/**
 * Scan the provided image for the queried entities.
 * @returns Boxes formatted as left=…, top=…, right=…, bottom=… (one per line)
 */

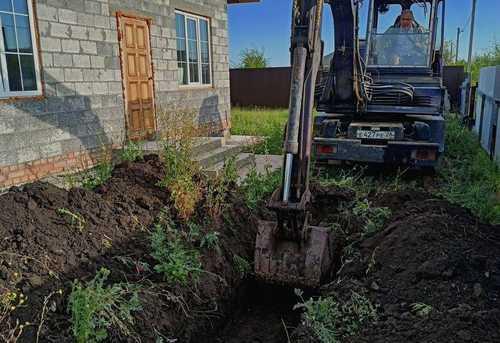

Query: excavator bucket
left=254, top=221, right=334, bottom=288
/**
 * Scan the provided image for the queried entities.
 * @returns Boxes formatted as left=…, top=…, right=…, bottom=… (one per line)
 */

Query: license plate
left=356, top=129, right=395, bottom=140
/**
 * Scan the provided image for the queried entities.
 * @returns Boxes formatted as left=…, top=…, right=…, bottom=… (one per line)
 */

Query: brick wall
left=0, top=0, right=231, bottom=188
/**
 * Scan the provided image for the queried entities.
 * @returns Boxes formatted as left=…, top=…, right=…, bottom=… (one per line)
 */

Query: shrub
left=205, top=156, right=238, bottom=219
left=160, top=144, right=201, bottom=220
left=150, top=223, right=202, bottom=285
left=68, top=268, right=141, bottom=343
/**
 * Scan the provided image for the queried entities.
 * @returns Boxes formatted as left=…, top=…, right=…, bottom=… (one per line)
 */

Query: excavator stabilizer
left=255, top=221, right=334, bottom=288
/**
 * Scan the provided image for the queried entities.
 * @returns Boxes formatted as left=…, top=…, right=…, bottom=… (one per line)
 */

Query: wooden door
left=118, top=14, right=156, bottom=141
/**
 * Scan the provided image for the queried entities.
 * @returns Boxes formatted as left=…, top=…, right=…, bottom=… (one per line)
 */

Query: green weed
left=410, top=303, right=433, bottom=317
left=57, top=208, right=86, bottom=232
left=160, top=144, right=201, bottom=220
left=233, top=254, right=251, bottom=278
left=352, top=200, right=392, bottom=235
left=68, top=268, right=141, bottom=343
left=294, top=289, right=377, bottom=343
left=120, top=141, right=143, bottom=162
left=81, top=162, right=113, bottom=190
left=200, top=232, right=221, bottom=254
left=150, top=223, right=202, bottom=285
left=205, top=156, right=238, bottom=219
left=240, top=167, right=281, bottom=209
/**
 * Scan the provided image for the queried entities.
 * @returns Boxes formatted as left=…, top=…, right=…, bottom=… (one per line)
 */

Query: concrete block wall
left=0, top=0, right=231, bottom=188
left=107, top=0, right=231, bottom=132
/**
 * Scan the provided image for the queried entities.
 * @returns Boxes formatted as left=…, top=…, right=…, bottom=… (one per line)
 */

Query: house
left=0, top=0, right=257, bottom=189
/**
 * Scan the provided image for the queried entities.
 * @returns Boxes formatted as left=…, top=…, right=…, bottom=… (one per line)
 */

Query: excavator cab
left=315, top=0, right=446, bottom=168
left=367, top=1, right=434, bottom=67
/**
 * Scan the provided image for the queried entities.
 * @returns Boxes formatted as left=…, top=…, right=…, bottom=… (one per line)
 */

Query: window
left=175, top=11, right=211, bottom=86
left=367, top=3, right=432, bottom=67
left=0, top=0, right=41, bottom=97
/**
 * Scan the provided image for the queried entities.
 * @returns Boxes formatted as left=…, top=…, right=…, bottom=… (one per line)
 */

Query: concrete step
left=238, top=155, right=282, bottom=182
left=141, top=137, right=223, bottom=156
left=205, top=153, right=256, bottom=178
left=192, top=137, right=224, bottom=156
left=226, top=135, right=263, bottom=147
left=194, top=145, right=243, bottom=168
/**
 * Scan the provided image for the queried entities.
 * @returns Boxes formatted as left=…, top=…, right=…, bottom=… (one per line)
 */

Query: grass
left=240, top=167, right=281, bottom=210
left=68, top=268, right=141, bottom=343
left=231, top=107, right=287, bottom=155
left=438, top=117, right=500, bottom=224
left=233, top=108, right=500, bottom=224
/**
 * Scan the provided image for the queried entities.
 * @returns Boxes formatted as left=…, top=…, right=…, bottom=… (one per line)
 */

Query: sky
left=228, top=0, right=500, bottom=67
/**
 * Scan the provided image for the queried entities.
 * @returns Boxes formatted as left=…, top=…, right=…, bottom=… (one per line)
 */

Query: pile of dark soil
left=297, top=189, right=500, bottom=343
left=2, top=156, right=499, bottom=343
left=0, top=155, right=257, bottom=342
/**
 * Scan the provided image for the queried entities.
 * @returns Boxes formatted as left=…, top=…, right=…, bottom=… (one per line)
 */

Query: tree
left=442, top=40, right=456, bottom=65
left=469, top=42, right=500, bottom=81
left=238, top=48, right=268, bottom=68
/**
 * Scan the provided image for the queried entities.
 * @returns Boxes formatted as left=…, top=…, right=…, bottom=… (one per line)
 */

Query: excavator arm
left=255, top=0, right=363, bottom=288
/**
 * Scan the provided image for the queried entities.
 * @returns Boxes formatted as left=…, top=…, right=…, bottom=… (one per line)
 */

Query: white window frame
left=0, top=0, right=42, bottom=98
left=175, top=10, right=212, bottom=88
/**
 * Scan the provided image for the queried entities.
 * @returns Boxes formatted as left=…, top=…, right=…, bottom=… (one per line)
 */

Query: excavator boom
left=255, top=0, right=362, bottom=288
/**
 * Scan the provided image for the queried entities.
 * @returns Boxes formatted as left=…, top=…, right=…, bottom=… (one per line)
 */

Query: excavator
left=255, top=0, right=447, bottom=288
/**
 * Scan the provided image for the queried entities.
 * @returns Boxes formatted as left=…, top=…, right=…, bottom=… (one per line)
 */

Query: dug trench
left=1, top=156, right=499, bottom=342
left=0, top=155, right=304, bottom=343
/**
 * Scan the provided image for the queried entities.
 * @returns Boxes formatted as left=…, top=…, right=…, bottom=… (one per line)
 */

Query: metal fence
left=443, top=65, right=465, bottom=109
left=230, top=67, right=291, bottom=108
left=230, top=65, right=465, bottom=109
left=473, top=66, right=500, bottom=163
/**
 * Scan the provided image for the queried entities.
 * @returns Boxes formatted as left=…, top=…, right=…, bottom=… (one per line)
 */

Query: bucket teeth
left=254, top=220, right=334, bottom=288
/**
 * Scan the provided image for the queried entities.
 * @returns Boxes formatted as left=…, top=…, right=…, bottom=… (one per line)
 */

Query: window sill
left=0, top=93, right=45, bottom=103
left=177, top=84, right=214, bottom=91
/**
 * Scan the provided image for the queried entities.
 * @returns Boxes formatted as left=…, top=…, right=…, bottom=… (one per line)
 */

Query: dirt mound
left=316, top=192, right=500, bottom=343
left=0, top=155, right=257, bottom=342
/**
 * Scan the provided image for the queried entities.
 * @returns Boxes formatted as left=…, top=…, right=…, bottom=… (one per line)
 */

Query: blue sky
left=228, top=0, right=500, bottom=67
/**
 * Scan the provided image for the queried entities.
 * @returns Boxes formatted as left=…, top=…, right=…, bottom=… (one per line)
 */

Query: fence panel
left=230, top=65, right=465, bottom=110
left=230, top=67, right=291, bottom=108
left=443, top=65, right=465, bottom=109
